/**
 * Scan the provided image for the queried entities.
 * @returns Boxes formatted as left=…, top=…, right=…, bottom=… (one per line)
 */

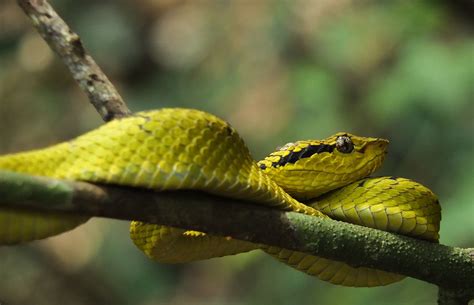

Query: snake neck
left=0, top=109, right=323, bottom=219
left=246, top=165, right=325, bottom=217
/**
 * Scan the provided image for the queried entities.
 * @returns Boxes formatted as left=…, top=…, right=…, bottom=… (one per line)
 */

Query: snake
left=0, top=108, right=441, bottom=287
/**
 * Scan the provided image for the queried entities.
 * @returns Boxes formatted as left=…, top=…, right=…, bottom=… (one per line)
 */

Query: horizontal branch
left=0, top=170, right=473, bottom=291
left=17, top=0, right=131, bottom=121
left=12, top=1, right=473, bottom=304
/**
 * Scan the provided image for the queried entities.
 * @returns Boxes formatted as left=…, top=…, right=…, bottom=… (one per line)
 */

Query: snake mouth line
left=279, top=151, right=385, bottom=177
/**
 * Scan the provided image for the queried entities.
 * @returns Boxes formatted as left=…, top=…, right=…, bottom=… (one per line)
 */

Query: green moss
left=0, top=170, right=73, bottom=208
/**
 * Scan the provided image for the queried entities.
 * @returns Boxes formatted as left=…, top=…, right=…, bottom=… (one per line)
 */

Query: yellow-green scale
left=0, top=108, right=441, bottom=287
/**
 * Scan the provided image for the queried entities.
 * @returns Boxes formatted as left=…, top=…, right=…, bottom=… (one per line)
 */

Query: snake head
left=257, top=132, right=389, bottom=200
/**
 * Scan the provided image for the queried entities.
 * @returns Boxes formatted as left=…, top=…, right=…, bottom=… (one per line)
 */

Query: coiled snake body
left=0, top=108, right=441, bottom=287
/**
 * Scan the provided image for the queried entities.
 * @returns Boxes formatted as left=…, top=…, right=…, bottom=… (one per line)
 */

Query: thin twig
left=13, top=2, right=474, bottom=303
left=0, top=170, right=473, bottom=293
left=17, top=0, right=131, bottom=121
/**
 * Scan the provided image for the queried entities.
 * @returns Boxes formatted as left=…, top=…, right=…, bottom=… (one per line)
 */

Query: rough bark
left=1, top=170, right=473, bottom=294
left=17, top=0, right=131, bottom=121
left=12, top=1, right=474, bottom=303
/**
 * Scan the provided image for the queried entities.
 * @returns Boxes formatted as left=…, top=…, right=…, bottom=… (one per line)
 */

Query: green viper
left=0, top=108, right=441, bottom=287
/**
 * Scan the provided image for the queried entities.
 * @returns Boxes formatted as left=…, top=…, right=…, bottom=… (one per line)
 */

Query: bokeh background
left=0, top=0, right=472, bottom=304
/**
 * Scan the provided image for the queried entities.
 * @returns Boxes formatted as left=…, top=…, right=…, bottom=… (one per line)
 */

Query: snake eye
left=336, top=136, right=354, bottom=153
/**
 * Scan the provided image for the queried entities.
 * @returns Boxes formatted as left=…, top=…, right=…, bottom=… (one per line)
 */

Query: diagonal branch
left=1, top=169, right=473, bottom=293
left=17, top=0, right=131, bottom=121
left=12, top=1, right=474, bottom=304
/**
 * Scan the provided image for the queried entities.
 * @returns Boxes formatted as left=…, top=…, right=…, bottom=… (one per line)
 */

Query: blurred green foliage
left=0, top=0, right=472, bottom=304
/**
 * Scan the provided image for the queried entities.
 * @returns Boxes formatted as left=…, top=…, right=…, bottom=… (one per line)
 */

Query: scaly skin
left=0, top=108, right=441, bottom=287
left=265, top=176, right=440, bottom=286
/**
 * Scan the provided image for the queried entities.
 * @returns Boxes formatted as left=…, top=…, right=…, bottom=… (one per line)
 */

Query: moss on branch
left=1, top=170, right=473, bottom=294
left=12, top=2, right=474, bottom=304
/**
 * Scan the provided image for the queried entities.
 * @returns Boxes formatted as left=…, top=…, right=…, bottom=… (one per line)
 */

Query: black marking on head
left=271, top=144, right=334, bottom=168
left=389, top=176, right=398, bottom=180
left=259, top=163, right=267, bottom=170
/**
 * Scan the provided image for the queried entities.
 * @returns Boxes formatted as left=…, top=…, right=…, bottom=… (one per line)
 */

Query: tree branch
left=1, top=170, right=473, bottom=295
left=16, top=0, right=131, bottom=121
left=12, top=1, right=474, bottom=304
